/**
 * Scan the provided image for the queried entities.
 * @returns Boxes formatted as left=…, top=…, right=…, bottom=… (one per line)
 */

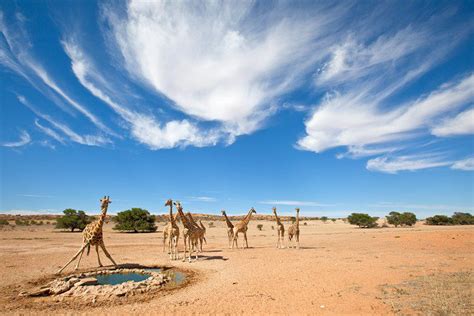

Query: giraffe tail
left=86, top=244, right=91, bottom=256
left=203, top=236, right=207, bottom=244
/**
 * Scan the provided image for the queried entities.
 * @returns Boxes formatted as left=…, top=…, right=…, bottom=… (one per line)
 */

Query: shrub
left=425, top=215, right=452, bottom=225
left=56, top=209, right=91, bottom=232
left=113, top=208, right=157, bottom=232
left=451, top=212, right=474, bottom=225
left=271, top=225, right=274, bottom=230
left=303, top=222, right=308, bottom=226
left=386, top=211, right=417, bottom=227
left=290, top=216, right=296, bottom=223
left=208, top=222, right=215, bottom=228
left=0, top=219, right=9, bottom=225
left=320, top=216, right=328, bottom=223
left=347, top=213, right=379, bottom=228
left=15, top=219, right=30, bottom=226
left=331, top=218, right=336, bottom=223
left=257, top=224, right=263, bottom=231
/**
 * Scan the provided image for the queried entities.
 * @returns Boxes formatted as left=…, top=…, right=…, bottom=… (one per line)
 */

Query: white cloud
left=1, top=130, right=31, bottom=147
left=259, top=200, right=331, bottom=207
left=104, top=1, right=345, bottom=136
left=34, top=119, right=65, bottom=144
left=432, top=108, right=474, bottom=137
left=451, top=157, right=474, bottom=171
left=62, top=40, right=230, bottom=149
left=299, top=74, right=474, bottom=154
left=366, top=154, right=452, bottom=174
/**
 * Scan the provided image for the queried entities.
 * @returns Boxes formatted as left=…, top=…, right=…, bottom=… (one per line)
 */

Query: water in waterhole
left=91, top=269, right=186, bottom=286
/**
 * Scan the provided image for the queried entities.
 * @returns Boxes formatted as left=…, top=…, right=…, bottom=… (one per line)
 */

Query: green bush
left=331, top=218, right=336, bottom=223
left=425, top=213, right=474, bottom=225
left=425, top=215, right=452, bottom=225
left=386, top=211, right=417, bottom=227
left=113, top=208, right=157, bottom=232
left=347, top=213, right=379, bottom=228
left=257, top=224, right=263, bottom=231
left=451, top=212, right=474, bottom=225
left=320, top=216, right=328, bottom=223
left=208, top=222, right=215, bottom=228
left=0, top=219, right=9, bottom=225
left=56, top=209, right=91, bottom=232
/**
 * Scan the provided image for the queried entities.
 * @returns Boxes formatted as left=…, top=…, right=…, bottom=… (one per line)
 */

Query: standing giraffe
left=231, top=207, right=257, bottom=249
left=174, top=202, right=200, bottom=262
left=221, top=210, right=234, bottom=248
left=57, top=196, right=117, bottom=273
left=288, top=208, right=300, bottom=249
left=272, top=207, right=285, bottom=249
left=186, top=212, right=206, bottom=252
left=163, top=199, right=179, bottom=260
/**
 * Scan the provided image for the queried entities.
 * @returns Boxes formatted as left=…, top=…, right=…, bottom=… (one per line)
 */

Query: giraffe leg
left=100, top=242, right=117, bottom=266
left=182, top=235, right=187, bottom=262
left=74, top=246, right=86, bottom=270
left=282, top=231, right=285, bottom=248
left=95, top=244, right=103, bottom=267
left=57, top=243, right=88, bottom=274
left=296, top=232, right=300, bottom=249
left=243, top=232, right=248, bottom=249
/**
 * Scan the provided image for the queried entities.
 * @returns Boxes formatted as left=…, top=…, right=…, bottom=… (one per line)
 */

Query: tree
left=257, top=224, right=263, bottom=231
left=425, top=215, right=452, bottom=225
left=56, top=209, right=91, bottom=232
left=321, top=216, right=328, bottom=223
left=386, top=212, right=417, bottom=227
left=451, top=212, right=474, bottom=225
left=347, top=213, right=379, bottom=228
left=113, top=208, right=157, bottom=232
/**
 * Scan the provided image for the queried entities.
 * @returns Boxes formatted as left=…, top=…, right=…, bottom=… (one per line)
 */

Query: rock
left=76, top=277, right=98, bottom=286
left=27, top=287, right=51, bottom=297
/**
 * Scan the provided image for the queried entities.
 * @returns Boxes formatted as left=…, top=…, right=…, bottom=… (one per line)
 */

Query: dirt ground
left=0, top=220, right=472, bottom=315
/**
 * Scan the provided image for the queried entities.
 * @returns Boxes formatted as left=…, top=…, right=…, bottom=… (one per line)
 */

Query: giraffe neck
left=97, top=205, right=108, bottom=228
left=295, top=211, right=299, bottom=228
left=169, top=203, right=175, bottom=224
left=177, top=208, right=191, bottom=228
left=223, top=212, right=233, bottom=228
left=242, top=210, right=254, bottom=226
left=274, top=212, right=281, bottom=225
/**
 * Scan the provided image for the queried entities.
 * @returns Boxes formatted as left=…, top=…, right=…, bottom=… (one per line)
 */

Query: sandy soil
left=0, top=220, right=472, bottom=315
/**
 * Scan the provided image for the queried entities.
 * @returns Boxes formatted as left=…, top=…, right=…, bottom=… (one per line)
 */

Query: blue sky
left=1, top=1, right=473, bottom=217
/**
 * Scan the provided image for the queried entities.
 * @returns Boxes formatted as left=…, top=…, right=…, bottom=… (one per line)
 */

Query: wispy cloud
left=259, top=200, right=332, bottom=207
left=188, top=196, right=217, bottom=202
left=18, top=95, right=111, bottom=147
left=1, top=130, right=31, bottom=147
left=366, top=154, right=452, bottom=174
left=16, top=194, right=55, bottom=198
left=431, top=108, right=474, bottom=137
left=451, top=157, right=474, bottom=171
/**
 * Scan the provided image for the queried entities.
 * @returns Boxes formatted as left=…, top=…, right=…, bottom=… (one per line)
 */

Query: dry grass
left=382, top=271, right=473, bottom=315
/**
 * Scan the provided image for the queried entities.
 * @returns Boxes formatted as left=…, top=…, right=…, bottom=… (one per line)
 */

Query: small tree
left=0, top=219, right=9, bottom=226
left=56, top=209, right=91, bottom=232
left=113, top=208, right=157, bottom=233
left=387, top=211, right=417, bottom=227
left=331, top=218, right=336, bottom=223
left=348, top=213, right=379, bottom=228
left=257, top=224, right=263, bottom=231
left=321, top=216, right=328, bottom=223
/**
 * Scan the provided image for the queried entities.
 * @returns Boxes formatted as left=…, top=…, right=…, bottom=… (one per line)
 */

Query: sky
left=0, top=0, right=473, bottom=218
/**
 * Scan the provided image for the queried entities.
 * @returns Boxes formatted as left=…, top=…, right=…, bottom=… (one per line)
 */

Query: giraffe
left=57, top=196, right=117, bottom=274
left=186, top=212, right=206, bottom=252
left=221, top=210, right=234, bottom=248
left=163, top=199, right=180, bottom=260
left=174, top=202, right=200, bottom=262
left=231, top=207, right=257, bottom=249
left=288, top=208, right=300, bottom=249
left=272, top=207, right=285, bottom=249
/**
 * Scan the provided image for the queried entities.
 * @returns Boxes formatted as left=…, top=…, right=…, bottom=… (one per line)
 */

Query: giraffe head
left=250, top=207, right=256, bottom=214
left=221, top=210, right=226, bottom=215
left=165, top=199, right=173, bottom=207
left=272, top=207, right=277, bottom=214
left=173, top=201, right=182, bottom=211
left=100, top=196, right=111, bottom=209
left=295, top=207, right=300, bottom=213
